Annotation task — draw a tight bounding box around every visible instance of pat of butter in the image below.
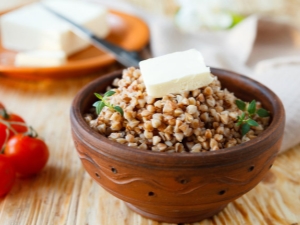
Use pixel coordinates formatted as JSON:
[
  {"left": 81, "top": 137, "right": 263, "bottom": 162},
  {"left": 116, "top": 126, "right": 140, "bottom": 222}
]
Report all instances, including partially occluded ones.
[
  {"left": 0, "top": 1, "right": 109, "bottom": 56},
  {"left": 15, "top": 50, "right": 66, "bottom": 67},
  {"left": 139, "top": 49, "right": 213, "bottom": 98}
]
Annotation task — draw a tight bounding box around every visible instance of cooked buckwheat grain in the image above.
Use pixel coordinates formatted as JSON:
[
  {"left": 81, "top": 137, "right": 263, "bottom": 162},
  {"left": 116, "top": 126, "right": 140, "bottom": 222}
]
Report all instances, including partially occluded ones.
[{"left": 85, "top": 67, "right": 270, "bottom": 153}]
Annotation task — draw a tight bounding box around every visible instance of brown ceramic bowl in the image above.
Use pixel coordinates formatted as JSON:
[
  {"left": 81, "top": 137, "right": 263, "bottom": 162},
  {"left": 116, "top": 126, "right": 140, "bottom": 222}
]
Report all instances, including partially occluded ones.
[{"left": 70, "top": 68, "right": 285, "bottom": 223}]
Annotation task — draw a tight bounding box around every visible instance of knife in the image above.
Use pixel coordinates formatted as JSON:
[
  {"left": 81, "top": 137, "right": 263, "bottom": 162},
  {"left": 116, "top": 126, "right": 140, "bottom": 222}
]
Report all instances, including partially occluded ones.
[{"left": 41, "top": 3, "right": 141, "bottom": 67}]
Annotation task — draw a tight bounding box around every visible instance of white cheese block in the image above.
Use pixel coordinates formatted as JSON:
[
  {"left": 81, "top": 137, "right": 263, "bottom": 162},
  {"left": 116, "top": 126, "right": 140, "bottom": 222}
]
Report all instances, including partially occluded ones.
[
  {"left": 0, "top": 0, "right": 109, "bottom": 56},
  {"left": 139, "top": 49, "right": 214, "bottom": 98},
  {"left": 15, "top": 50, "right": 67, "bottom": 67}
]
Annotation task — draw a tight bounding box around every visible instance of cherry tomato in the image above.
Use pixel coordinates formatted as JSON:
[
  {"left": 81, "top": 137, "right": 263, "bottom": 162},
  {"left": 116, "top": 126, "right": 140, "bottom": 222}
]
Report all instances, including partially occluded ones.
[
  {"left": 4, "top": 134, "right": 49, "bottom": 177},
  {"left": 0, "top": 111, "right": 27, "bottom": 138},
  {"left": 0, "top": 155, "right": 16, "bottom": 197},
  {"left": 0, "top": 123, "right": 9, "bottom": 150}
]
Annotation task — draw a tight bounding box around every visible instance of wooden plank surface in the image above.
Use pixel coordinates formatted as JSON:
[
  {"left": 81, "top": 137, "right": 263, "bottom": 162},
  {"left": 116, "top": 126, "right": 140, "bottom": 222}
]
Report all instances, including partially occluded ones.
[{"left": 0, "top": 66, "right": 300, "bottom": 225}]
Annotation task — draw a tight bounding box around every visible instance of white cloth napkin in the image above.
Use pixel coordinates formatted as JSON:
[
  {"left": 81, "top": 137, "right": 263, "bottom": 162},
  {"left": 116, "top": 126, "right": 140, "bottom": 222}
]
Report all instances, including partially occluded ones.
[{"left": 90, "top": 0, "right": 300, "bottom": 153}]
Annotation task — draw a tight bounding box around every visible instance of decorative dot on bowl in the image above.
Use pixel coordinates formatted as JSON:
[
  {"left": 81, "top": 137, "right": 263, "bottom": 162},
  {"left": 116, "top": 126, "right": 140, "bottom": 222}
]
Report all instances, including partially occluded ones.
[
  {"left": 248, "top": 165, "right": 255, "bottom": 172},
  {"left": 219, "top": 190, "right": 226, "bottom": 195},
  {"left": 111, "top": 167, "right": 118, "bottom": 174},
  {"left": 148, "top": 191, "right": 155, "bottom": 197}
]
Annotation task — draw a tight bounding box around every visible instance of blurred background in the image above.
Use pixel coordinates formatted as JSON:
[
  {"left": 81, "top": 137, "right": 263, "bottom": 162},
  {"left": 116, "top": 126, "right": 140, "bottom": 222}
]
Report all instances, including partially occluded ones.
[
  {"left": 125, "top": 0, "right": 300, "bottom": 29},
  {"left": 1, "top": 0, "right": 300, "bottom": 27}
]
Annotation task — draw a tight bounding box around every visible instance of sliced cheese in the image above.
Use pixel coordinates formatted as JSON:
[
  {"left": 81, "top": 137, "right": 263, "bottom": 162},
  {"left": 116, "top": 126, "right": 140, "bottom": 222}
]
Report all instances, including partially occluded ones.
[
  {"left": 15, "top": 50, "right": 67, "bottom": 67},
  {"left": 139, "top": 49, "right": 214, "bottom": 98},
  {"left": 0, "top": 0, "right": 109, "bottom": 56}
]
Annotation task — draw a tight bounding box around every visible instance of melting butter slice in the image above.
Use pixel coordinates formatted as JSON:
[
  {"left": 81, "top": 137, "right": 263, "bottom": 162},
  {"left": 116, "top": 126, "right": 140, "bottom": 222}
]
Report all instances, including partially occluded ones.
[
  {"left": 139, "top": 49, "right": 213, "bottom": 98},
  {"left": 0, "top": 1, "right": 109, "bottom": 56},
  {"left": 15, "top": 50, "right": 66, "bottom": 67}
]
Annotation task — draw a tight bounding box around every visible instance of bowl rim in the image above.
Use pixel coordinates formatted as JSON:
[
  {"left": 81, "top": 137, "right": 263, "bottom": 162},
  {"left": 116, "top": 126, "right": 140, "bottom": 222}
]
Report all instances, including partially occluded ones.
[{"left": 70, "top": 68, "right": 285, "bottom": 167}]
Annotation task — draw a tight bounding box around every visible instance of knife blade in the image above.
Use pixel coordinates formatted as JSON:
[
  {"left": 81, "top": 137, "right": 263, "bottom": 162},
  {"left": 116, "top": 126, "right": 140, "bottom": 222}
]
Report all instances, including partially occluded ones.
[{"left": 41, "top": 3, "right": 141, "bottom": 67}]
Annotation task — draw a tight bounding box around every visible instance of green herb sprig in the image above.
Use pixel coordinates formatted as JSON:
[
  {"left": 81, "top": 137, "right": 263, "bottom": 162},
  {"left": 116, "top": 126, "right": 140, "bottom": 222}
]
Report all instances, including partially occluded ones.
[
  {"left": 93, "top": 91, "right": 123, "bottom": 116},
  {"left": 235, "top": 99, "right": 270, "bottom": 136}
]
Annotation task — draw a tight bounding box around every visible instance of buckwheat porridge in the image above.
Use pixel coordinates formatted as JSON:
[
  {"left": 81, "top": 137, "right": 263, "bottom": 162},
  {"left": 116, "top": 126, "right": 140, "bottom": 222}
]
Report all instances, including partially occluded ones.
[{"left": 85, "top": 67, "right": 270, "bottom": 153}]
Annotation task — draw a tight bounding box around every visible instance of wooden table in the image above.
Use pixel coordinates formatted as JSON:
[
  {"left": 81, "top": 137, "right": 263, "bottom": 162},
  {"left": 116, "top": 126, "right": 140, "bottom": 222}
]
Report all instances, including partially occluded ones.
[
  {"left": 1, "top": 65, "right": 300, "bottom": 225},
  {"left": 1, "top": 0, "right": 300, "bottom": 223}
]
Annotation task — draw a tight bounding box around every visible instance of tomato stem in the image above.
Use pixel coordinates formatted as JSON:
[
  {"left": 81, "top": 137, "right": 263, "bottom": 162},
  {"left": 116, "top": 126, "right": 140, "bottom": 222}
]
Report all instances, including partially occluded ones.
[
  {"left": 0, "top": 109, "right": 10, "bottom": 120},
  {"left": 0, "top": 119, "right": 17, "bottom": 134},
  {"left": 0, "top": 129, "right": 9, "bottom": 154},
  {"left": 27, "top": 126, "right": 38, "bottom": 138},
  {"left": 6, "top": 121, "right": 28, "bottom": 128}
]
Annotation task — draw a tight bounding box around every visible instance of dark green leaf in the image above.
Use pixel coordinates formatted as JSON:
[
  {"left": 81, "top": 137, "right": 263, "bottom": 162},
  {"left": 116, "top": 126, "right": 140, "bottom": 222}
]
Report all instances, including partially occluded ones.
[
  {"left": 240, "top": 112, "right": 245, "bottom": 121},
  {"left": 235, "top": 99, "right": 246, "bottom": 111},
  {"left": 236, "top": 121, "right": 242, "bottom": 126},
  {"left": 257, "top": 108, "right": 270, "bottom": 117},
  {"left": 247, "top": 100, "right": 256, "bottom": 115},
  {"left": 113, "top": 106, "right": 123, "bottom": 116},
  {"left": 93, "top": 101, "right": 100, "bottom": 107},
  {"left": 94, "top": 93, "right": 103, "bottom": 100},
  {"left": 93, "top": 101, "right": 100, "bottom": 112},
  {"left": 95, "top": 101, "right": 105, "bottom": 115},
  {"left": 247, "top": 119, "right": 259, "bottom": 126},
  {"left": 104, "top": 90, "right": 116, "bottom": 97},
  {"left": 241, "top": 123, "right": 250, "bottom": 136}
]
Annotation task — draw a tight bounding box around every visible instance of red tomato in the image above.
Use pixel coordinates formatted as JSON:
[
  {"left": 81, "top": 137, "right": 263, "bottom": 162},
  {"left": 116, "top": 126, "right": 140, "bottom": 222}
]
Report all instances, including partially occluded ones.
[
  {"left": 0, "top": 123, "right": 9, "bottom": 150},
  {"left": 0, "top": 155, "right": 16, "bottom": 197},
  {"left": 4, "top": 134, "right": 49, "bottom": 177},
  {"left": 0, "top": 112, "right": 28, "bottom": 138}
]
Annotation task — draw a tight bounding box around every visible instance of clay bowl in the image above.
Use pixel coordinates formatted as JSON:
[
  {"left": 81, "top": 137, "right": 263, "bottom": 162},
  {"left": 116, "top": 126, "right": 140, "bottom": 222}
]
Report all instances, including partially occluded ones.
[{"left": 70, "top": 68, "right": 285, "bottom": 223}]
